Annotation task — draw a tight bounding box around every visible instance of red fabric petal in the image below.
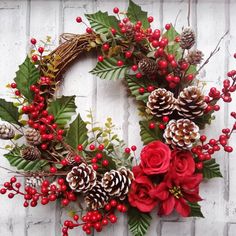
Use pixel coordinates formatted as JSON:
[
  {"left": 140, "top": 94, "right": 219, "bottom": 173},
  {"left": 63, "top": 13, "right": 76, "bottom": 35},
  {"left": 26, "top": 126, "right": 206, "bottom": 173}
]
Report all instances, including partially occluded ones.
[
  {"left": 175, "top": 197, "right": 191, "bottom": 217},
  {"left": 159, "top": 196, "right": 175, "bottom": 216},
  {"left": 149, "top": 183, "right": 169, "bottom": 200}
]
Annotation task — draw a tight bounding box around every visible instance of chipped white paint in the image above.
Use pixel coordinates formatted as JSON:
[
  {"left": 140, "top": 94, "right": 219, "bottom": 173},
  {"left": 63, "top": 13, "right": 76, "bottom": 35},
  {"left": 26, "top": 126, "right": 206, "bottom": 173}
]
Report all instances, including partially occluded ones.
[{"left": 0, "top": 0, "right": 236, "bottom": 235}]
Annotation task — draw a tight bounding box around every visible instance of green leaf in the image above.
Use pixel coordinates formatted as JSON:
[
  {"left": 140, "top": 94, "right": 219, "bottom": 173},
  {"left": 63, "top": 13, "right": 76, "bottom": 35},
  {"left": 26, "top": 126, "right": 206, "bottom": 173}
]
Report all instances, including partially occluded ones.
[
  {"left": 0, "top": 98, "right": 21, "bottom": 125},
  {"left": 202, "top": 158, "right": 223, "bottom": 179},
  {"left": 139, "top": 120, "right": 163, "bottom": 145},
  {"left": 127, "top": 0, "right": 150, "bottom": 29},
  {"left": 188, "top": 202, "right": 204, "bottom": 218},
  {"left": 4, "top": 146, "right": 49, "bottom": 171},
  {"left": 194, "top": 112, "right": 215, "bottom": 130},
  {"left": 163, "top": 25, "right": 182, "bottom": 59},
  {"left": 47, "top": 96, "right": 76, "bottom": 128},
  {"left": 66, "top": 114, "right": 88, "bottom": 150},
  {"left": 90, "top": 58, "right": 128, "bottom": 80},
  {"left": 85, "top": 11, "right": 120, "bottom": 35},
  {"left": 126, "top": 76, "right": 149, "bottom": 103},
  {"left": 185, "top": 64, "right": 197, "bottom": 76},
  {"left": 14, "top": 57, "right": 40, "bottom": 102},
  {"left": 128, "top": 207, "right": 152, "bottom": 236}
]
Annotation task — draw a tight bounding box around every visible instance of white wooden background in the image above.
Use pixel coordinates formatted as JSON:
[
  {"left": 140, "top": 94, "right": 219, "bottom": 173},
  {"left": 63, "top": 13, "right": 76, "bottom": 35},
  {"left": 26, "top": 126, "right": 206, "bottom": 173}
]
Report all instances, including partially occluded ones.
[{"left": 0, "top": 0, "right": 236, "bottom": 235}]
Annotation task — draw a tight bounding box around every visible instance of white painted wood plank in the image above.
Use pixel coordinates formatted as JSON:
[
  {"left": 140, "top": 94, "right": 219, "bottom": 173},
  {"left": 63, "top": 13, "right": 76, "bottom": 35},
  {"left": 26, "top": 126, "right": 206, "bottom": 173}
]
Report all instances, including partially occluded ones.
[
  {"left": 0, "top": 1, "right": 28, "bottom": 235},
  {"left": 228, "top": 223, "right": 236, "bottom": 236},
  {"left": 161, "top": 221, "right": 193, "bottom": 236}
]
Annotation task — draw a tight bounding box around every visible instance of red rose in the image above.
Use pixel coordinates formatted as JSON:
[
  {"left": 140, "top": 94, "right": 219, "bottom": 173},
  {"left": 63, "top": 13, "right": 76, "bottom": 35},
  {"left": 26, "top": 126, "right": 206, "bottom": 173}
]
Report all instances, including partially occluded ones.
[
  {"left": 128, "top": 175, "right": 157, "bottom": 212},
  {"left": 140, "top": 141, "right": 171, "bottom": 175},
  {"left": 170, "top": 150, "right": 195, "bottom": 177}
]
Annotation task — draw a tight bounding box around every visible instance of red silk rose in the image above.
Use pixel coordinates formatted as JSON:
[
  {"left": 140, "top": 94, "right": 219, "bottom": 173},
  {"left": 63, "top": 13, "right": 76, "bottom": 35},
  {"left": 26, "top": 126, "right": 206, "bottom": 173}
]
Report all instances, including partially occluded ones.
[
  {"left": 150, "top": 173, "right": 203, "bottom": 217},
  {"left": 169, "top": 150, "right": 195, "bottom": 177},
  {"left": 128, "top": 175, "right": 158, "bottom": 212},
  {"left": 140, "top": 141, "right": 171, "bottom": 175}
]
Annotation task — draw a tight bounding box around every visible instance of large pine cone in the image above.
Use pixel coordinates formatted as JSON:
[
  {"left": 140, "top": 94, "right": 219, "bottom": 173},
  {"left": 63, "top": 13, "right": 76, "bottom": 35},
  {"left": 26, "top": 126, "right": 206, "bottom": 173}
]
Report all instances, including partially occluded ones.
[
  {"left": 138, "top": 58, "right": 157, "bottom": 76},
  {"left": 84, "top": 181, "right": 109, "bottom": 210},
  {"left": 147, "top": 88, "right": 176, "bottom": 117},
  {"left": 21, "top": 146, "right": 41, "bottom": 161},
  {"left": 0, "top": 124, "right": 15, "bottom": 140},
  {"left": 180, "top": 28, "right": 195, "bottom": 50},
  {"left": 187, "top": 50, "right": 204, "bottom": 65},
  {"left": 164, "top": 119, "right": 200, "bottom": 149},
  {"left": 177, "top": 86, "right": 207, "bottom": 119},
  {"left": 102, "top": 167, "right": 134, "bottom": 201},
  {"left": 66, "top": 163, "right": 96, "bottom": 193},
  {"left": 25, "top": 128, "right": 41, "bottom": 146},
  {"left": 124, "top": 22, "right": 135, "bottom": 40}
]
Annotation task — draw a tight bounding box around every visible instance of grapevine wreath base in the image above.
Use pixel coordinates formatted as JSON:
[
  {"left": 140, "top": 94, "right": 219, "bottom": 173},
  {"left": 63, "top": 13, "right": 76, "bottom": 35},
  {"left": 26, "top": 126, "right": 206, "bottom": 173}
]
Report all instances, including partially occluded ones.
[{"left": 1, "top": 1, "right": 236, "bottom": 236}]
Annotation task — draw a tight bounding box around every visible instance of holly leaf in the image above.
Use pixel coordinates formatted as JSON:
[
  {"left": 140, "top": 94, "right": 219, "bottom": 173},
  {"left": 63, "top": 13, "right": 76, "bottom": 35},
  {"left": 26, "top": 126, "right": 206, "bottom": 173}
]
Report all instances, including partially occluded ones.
[
  {"left": 188, "top": 202, "right": 204, "bottom": 217},
  {"left": 4, "top": 146, "right": 49, "bottom": 171},
  {"left": 139, "top": 120, "right": 163, "bottom": 145},
  {"left": 127, "top": 0, "right": 150, "bottom": 29},
  {"left": 128, "top": 207, "right": 152, "bottom": 236},
  {"left": 163, "top": 25, "right": 182, "bottom": 59},
  {"left": 47, "top": 96, "right": 76, "bottom": 128},
  {"left": 85, "top": 11, "right": 120, "bottom": 35},
  {"left": 14, "top": 56, "right": 40, "bottom": 102},
  {"left": 66, "top": 114, "right": 88, "bottom": 150},
  {"left": 90, "top": 58, "right": 128, "bottom": 80},
  {"left": 0, "top": 98, "right": 21, "bottom": 125},
  {"left": 202, "top": 158, "right": 223, "bottom": 179},
  {"left": 126, "top": 76, "right": 149, "bottom": 103}
]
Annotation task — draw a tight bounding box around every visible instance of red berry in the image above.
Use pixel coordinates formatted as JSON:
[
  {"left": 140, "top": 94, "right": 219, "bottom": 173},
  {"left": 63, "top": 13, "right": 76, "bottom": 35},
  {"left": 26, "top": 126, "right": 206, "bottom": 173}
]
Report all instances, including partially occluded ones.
[
  {"left": 77, "top": 144, "right": 83, "bottom": 151},
  {"left": 32, "top": 55, "right": 38, "bottom": 62},
  {"left": 149, "top": 122, "right": 155, "bottom": 129},
  {"left": 61, "top": 199, "right": 69, "bottom": 206},
  {"left": 8, "top": 193, "right": 14, "bottom": 199},
  {"left": 148, "top": 16, "right": 154, "bottom": 23},
  {"left": 50, "top": 166, "right": 57, "bottom": 173},
  {"left": 139, "top": 87, "right": 145, "bottom": 94},
  {"left": 131, "top": 145, "right": 137, "bottom": 151},
  {"left": 102, "top": 43, "right": 110, "bottom": 51},
  {"left": 74, "top": 215, "right": 79, "bottom": 221},
  {"left": 147, "top": 86, "right": 154, "bottom": 92},
  {"left": 11, "top": 83, "right": 17, "bottom": 89},
  {"left": 234, "top": 53, "right": 236, "bottom": 59},
  {"left": 30, "top": 38, "right": 37, "bottom": 45},
  {"left": 131, "top": 65, "right": 138, "bottom": 71},
  {"left": 111, "top": 28, "right": 117, "bottom": 35},
  {"left": 10, "top": 177, "right": 17, "bottom": 183},
  {"left": 57, "top": 129, "right": 64, "bottom": 135},
  {"left": 96, "top": 153, "right": 103, "bottom": 159},
  {"left": 200, "top": 135, "right": 207, "bottom": 142},
  {"left": 92, "top": 164, "right": 98, "bottom": 171},
  {"left": 102, "top": 218, "right": 109, "bottom": 226},
  {"left": 61, "top": 159, "right": 68, "bottom": 166},
  {"left": 113, "top": 7, "right": 119, "bottom": 14},
  {"left": 196, "top": 162, "right": 203, "bottom": 170},
  {"left": 187, "top": 74, "right": 194, "bottom": 81},
  {"left": 98, "top": 144, "right": 104, "bottom": 150},
  {"left": 91, "top": 157, "right": 97, "bottom": 163},
  {"left": 89, "top": 144, "right": 96, "bottom": 150},
  {"left": 165, "top": 23, "right": 171, "bottom": 30},
  {"left": 125, "top": 148, "right": 131, "bottom": 153},
  {"left": 15, "top": 90, "right": 21, "bottom": 96},
  {"left": 159, "top": 123, "right": 165, "bottom": 130},
  {"left": 102, "top": 159, "right": 109, "bottom": 167},
  {"left": 76, "top": 17, "right": 82, "bottom": 23},
  {"left": 136, "top": 72, "right": 142, "bottom": 79},
  {"left": 110, "top": 199, "right": 117, "bottom": 207},
  {"left": 105, "top": 204, "right": 111, "bottom": 211},
  {"left": 125, "top": 51, "right": 132, "bottom": 58},
  {"left": 98, "top": 55, "right": 104, "bottom": 62},
  {"left": 225, "top": 146, "right": 233, "bottom": 152},
  {"left": 152, "top": 40, "right": 159, "bottom": 48},
  {"left": 38, "top": 47, "right": 44, "bottom": 54},
  {"left": 41, "top": 143, "right": 48, "bottom": 150},
  {"left": 74, "top": 155, "right": 81, "bottom": 162},
  {"left": 117, "top": 60, "right": 124, "bottom": 67},
  {"left": 162, "top": 116, "right": 169, "bottom": 123},
  {"left": 86, "top": 27, "right": 92, "bottom": 34}
]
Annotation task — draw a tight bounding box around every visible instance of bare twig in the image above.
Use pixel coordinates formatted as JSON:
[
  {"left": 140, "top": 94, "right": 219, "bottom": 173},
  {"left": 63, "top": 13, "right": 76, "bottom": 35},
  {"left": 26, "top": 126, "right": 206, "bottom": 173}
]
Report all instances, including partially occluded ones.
[
  {"left": 174, "top": 10, "right": 182, "bottom": 28},
  {"left": 196, "top": 31, "right": 229, "bottom": 75},
  {"left": 187, "top": 0, "right": 191, "bottom": 27}
]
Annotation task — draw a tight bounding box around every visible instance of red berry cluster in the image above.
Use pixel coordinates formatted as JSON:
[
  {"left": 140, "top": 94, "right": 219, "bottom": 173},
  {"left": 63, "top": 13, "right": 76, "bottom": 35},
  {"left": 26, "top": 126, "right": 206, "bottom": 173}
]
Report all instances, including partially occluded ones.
[
  {"left": 192, "top": 120, "right": 235, "bottom": 169},
  {"left": 0, "top": 177, "right": 77, "bottom": 208},
  {"left": 124, "top": 145, "right": 137, "bottom": 154},
  {"left": 30, "top": 38, "right": 45, "bottom": 62},
  {"left": 62, "top": 199, "right": 126, "bottom": 236}
]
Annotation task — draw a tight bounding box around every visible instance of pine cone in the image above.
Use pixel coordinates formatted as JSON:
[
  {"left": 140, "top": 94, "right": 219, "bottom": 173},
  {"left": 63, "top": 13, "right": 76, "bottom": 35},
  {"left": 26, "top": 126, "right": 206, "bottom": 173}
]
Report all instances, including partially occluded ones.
[
  {"left": 180, "top": 28, "right": 195, "bottom": 50},
  {"left": 84, "top": 181, "right": 109, "bottom": 210},
  {"left": 138, "top": 58, "right": 157, "bottom": 76},
  {"left": 66, "top": 163, "right": 96, "bottom": 193},
  {"left": 147, "top": 88, "right": 176, "bottom": 117},
  {"left": 65, "top": 152, "right": 76, "bottom": 165},
  {"left": 187, "top": 50, "right": 204, "bottom": 65},
  {"left": 102, "top": 167, "right": 134, "bottom": 201},
  {"left": 0, "top": 124, "right": 15, "bottom": 140},
  {"left": 21, "top": 146, "right": 41, "bottom": 161},
  {"left": 124, "top": 22, "right": 135, "bottom": 40},
  {"left": 177, "top": 86, "right": 207, "bottom": 119},
  {"left": 25, "top": 128, "right": 41, "bottom": 146},
  {"left": 26, "top": 176, "right": 44, "bottom": 188},
  {"left": 164, "top": 119, "right": 200, "bottom": 149}
]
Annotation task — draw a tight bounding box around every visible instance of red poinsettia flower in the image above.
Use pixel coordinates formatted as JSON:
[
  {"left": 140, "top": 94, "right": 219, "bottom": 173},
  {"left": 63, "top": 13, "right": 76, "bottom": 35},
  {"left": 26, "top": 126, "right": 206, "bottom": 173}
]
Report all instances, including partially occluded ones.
[{"left": 150, "top": 173, "right": 203, "bottom": 217}]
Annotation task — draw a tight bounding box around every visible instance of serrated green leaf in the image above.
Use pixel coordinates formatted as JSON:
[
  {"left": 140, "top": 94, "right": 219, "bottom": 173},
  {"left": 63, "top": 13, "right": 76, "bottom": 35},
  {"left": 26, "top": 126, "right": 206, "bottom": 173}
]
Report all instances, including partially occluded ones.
[
  {"left": 0, "top": 98, "right": 21, "bottom": 125},
  {"left": 128, "top": 207, "right": 152, "bottom": 236},
  {"left": 85, "top": 11, "right": 120, "bottom": 35},
  {"left": 189, "top": 202, "right": 204, "bottom": 218},
  {"left": 127, "top": 0, "right": 150, "bottom": 29},
  {"left": 4, "top": 146, "right": 49, "bottom": 171},
  {"left": 126, "top": 76, "right": 149, "bottom": 103},
  {"left": 66, "top": 114, "right": 88, "bottom": 150},
  {"left": 47, "top": 96, "right": 76, "bottom": 128},
  {"left": 202, "top": 158, "right": 223, "bottom": 179},
  {"left": 139, "top": 120, "right": 163, "bottom": 145},
  {"left": 14, "top": 56, "right": 40, "bottom": 101},
  {"left": 90, "top": 58, "right": 128, "bottom": 80}
]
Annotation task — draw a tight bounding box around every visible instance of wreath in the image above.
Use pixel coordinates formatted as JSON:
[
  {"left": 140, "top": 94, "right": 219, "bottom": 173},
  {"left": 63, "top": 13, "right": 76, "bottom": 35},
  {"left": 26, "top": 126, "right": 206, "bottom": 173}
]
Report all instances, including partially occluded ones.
[{"left": 0, "top": 1, "right": 236, "bottom": 236}]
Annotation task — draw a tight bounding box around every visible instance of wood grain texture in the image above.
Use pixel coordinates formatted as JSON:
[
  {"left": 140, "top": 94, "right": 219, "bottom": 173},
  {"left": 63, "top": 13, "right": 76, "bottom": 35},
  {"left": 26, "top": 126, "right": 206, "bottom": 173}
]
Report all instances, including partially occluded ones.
[{"left": 0, "top": 0, "right": 236, "bottom": 235}]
